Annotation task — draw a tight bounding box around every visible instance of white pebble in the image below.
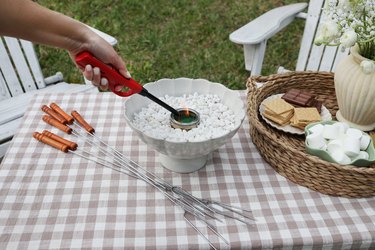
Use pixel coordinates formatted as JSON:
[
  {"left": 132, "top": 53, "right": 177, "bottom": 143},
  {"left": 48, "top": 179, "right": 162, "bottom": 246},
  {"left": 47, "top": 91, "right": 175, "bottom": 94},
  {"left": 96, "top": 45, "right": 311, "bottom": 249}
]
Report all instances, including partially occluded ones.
[{"left": 132, "top": 93, "right": 235, "bottom": 142}]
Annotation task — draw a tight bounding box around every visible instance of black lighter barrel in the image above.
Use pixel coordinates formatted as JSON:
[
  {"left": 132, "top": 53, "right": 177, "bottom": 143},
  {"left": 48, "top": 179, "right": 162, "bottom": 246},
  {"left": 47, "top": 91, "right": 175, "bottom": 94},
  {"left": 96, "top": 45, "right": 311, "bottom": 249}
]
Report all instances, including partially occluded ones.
[{"left": 139, "top": 88, "right": 180, "bottom": 116}]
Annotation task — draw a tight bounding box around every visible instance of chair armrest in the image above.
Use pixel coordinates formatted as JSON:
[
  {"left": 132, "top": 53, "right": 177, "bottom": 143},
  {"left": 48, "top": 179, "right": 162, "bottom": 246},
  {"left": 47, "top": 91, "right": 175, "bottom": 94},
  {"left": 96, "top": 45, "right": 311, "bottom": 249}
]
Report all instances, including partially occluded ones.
[
  {"left": 229, "top": 3, "right": 308, "bottom": 45},
  {"left": 85, "top": 24, "right": 118, "bottom": 46}
]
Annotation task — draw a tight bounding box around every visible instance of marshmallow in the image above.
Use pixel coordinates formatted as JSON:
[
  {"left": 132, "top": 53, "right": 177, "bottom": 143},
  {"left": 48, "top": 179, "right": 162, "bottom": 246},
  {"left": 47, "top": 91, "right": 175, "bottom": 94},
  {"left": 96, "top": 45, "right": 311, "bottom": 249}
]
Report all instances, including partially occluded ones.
[
  {"left": 327, "top": 139, "right": 343, "bottom": 154},
  {"left": 342, "top": 136, "right": 360, "bottom": 157},
  {"left": 360, "top": 134, "right": 371, "bottom": 150},
  {"left": 346, "top": 128, "right": 363, "bottom": 140},
  {"left": 306, "top": 122, "right": 373, "bottom": 165},
  {"left": 332, "top": 122, "right": 349, "bottom": 134},
  {"left": 306, "top": 132, "right": 326, "bottom": 149},
  {"left": 322, "top": 124, "right": 340, "bottom": 140},
  {"left": 308, "top": 123, "right": 324, "bottom": 134},
  {"left": 356, "top": 151, "right": 370, "bottom": 160},
  {"left": 330, "top": 149, "right": 351, "bottom": 165}
]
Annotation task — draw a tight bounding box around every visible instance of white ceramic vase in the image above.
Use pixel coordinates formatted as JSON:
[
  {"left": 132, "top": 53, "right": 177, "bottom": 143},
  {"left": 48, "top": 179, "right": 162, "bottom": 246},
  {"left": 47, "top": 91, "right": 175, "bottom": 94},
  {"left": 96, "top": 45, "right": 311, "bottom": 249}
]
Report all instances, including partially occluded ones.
[{"left": 334, "top": 45, "right": 375, "bottom": 131}]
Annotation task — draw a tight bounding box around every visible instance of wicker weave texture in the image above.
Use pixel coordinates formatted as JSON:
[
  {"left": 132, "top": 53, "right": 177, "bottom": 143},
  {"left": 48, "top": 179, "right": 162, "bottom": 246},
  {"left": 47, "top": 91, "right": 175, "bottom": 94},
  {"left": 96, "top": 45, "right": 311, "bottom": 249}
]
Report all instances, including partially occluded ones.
[{"left": 247, "top": 71, "right": 375, "bottom": 198}]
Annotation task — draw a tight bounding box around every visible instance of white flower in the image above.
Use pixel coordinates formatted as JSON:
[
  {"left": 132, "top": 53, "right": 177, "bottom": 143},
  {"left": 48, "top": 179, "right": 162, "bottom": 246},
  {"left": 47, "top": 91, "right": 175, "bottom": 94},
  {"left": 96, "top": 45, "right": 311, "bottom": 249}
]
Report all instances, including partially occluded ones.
[
  {"left": 317, "top": 0, "right": 374, "bottom": 59},
  {"left": 339, "top": 30, "right": 357, "bottom": 48},
  {"left": 317, "top": 20, "right": 341, "bottom": 43},
  {"left": 314, "top": 35, "right": 325, "bottom": 46},
  {"left": 338, "top": 0, "right": 351, "bottom": 10},
  {"left": 360, "top": 60, "right": 375, "bottom": 74}
]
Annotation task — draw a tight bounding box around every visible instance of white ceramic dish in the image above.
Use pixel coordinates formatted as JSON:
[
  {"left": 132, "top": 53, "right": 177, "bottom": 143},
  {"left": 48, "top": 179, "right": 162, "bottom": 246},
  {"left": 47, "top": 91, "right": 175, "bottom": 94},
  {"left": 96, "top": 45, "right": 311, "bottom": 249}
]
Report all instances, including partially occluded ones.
[
  {"left": 124, "top": 78, "right": 245, "bottom": 173},
  {"left": 259, "top": 94, "right": 332, "bottom": 135}
]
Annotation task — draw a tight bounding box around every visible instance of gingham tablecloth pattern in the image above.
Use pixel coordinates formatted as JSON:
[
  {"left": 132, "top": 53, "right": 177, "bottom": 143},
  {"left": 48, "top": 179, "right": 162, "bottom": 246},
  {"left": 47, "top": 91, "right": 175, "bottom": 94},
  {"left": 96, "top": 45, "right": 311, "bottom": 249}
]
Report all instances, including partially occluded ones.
[{"left": 0, "top": 92, "right": 374, "bottom": 249}]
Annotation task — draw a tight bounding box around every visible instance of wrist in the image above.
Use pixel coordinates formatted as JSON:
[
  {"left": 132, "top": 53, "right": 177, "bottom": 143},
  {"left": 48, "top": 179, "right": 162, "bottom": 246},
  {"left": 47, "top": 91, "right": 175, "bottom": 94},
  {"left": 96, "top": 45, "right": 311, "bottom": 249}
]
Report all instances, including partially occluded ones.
[{"left": 65, "top": 25, "right": 95, "bottom": 56}]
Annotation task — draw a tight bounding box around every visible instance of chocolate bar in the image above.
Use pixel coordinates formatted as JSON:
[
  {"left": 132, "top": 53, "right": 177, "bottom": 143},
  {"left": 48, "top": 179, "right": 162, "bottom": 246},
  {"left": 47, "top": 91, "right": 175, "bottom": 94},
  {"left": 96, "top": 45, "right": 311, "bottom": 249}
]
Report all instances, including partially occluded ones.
[
  {"left": 281, "top": 89, "right": 316, "bottom": 107},
  {"left": 282, "top": 89, "right": 323, "bottom": 113}
]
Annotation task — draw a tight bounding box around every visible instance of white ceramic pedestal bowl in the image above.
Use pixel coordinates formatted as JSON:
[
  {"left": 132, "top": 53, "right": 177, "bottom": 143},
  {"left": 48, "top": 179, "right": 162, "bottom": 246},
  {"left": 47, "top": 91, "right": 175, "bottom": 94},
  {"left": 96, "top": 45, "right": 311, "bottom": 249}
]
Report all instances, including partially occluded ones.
[{"left": 124, "top": 78, "right": 245, "bottom": 173}]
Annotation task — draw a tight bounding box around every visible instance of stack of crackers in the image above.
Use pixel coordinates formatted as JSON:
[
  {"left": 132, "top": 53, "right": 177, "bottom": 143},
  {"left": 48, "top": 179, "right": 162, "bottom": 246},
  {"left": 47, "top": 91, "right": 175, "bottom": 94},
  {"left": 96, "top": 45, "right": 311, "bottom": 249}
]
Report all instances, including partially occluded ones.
[
  {"left": 290, "top": 107, "right": 321, "bottom": 129},
  {"left": 263, "top": 99, "right": 294, "bottom": 126},
  {"left": 263, "top": 98, "right": 321, "bottom": 129}
]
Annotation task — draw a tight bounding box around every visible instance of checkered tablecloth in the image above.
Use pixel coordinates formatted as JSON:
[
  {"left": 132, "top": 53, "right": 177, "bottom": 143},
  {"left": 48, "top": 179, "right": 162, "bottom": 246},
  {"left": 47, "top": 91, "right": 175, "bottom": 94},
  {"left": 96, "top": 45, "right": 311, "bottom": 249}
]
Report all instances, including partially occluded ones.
[{"left": 1, "top": 92, "right": 374, "bottom": 249}]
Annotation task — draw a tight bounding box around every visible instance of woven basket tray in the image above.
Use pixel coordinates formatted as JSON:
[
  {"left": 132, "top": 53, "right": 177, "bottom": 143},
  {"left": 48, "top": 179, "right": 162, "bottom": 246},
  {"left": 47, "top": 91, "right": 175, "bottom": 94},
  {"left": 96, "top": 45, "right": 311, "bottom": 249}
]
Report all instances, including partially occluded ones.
[{"left": 247, "top": 71, "right": 375, "bottom": 198}]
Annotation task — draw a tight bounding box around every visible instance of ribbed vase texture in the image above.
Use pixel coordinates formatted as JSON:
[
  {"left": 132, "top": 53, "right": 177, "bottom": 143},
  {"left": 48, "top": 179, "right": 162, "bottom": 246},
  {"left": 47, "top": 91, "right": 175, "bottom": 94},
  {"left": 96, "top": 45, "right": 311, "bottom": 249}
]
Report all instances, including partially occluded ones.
[{"left": 334, "top": 46, "right": 375, "bottom": 129}]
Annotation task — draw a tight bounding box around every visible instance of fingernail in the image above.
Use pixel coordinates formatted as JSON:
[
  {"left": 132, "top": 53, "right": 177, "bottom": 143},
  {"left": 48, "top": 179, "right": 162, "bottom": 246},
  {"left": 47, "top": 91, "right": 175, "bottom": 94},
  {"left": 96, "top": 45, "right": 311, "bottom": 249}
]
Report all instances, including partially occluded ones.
[
  {"left": 85, "top": 65, "right": 92, "bottom": 71},
  {"left": 101, "top": 78, "right": 108, "bottom": 86},
  {"left": 126, "top": 71, "right": 131, "bottom": 78},
  {"left": 93, "top": 67, "right": 100, "bottom": 75}
]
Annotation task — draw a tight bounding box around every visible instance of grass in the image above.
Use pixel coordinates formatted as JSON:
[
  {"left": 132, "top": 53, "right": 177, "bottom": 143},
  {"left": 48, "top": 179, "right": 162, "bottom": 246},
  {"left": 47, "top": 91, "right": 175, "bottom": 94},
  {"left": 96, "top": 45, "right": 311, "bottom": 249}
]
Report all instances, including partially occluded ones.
[{"left": 37, "top": 0, "right": 306, "bottom": 90}]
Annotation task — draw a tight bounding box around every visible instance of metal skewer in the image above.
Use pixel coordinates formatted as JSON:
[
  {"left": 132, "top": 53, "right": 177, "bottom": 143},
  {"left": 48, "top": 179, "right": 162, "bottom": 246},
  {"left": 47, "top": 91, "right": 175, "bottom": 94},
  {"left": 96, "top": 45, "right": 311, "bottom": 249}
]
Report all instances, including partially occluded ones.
[
  {"left": 69, "top": 132, "right": 226, "bottom": 224},
  {"left": 69, "top": 146, "right": 228, "bottom": 249},
  {"left": 184, "top": 212, "right": 219, "bottom": 250},
  {"left": 38, "top": 104, "right": 255, "bottom": 249},
  {"left": 36, "top": 128, "right": 229, "bottom": 247}
]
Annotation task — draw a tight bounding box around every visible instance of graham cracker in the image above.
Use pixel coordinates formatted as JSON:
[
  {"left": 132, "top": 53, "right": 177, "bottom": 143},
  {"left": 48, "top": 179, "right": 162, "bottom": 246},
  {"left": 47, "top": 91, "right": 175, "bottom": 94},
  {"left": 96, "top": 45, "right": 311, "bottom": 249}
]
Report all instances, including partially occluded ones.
[
  {"left": 289, "top": 114, "right": 296, "bottom": 125},
  {"left": 263, "top": 111, "right": 291, "bottom": 126},
  {"left": 263, "top": 99, "right": 294, "bottom": 115},
  {"left": 290, "top": 123, "right": 306, "bottom": 130},
  {"left": 264, "top": 109, "right": 294, "bottom": 121},
  {"left": 294, "top": 107, "right": 321, "bottom": 123}
]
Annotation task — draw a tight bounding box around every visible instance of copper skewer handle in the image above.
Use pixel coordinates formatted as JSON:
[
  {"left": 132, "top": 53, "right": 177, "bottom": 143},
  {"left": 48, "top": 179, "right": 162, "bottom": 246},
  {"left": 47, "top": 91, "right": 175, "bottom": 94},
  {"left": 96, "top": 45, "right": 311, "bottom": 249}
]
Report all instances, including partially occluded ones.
[
  {"left": 41, "top": 105, "right": 67, "bottom": 124},
  {"left": 42, "top": 130, "right": 77, "bottom": 150},
  {"left": 50, "top": 103, "right": 74, "bottom": 124},
  {"left": 33, "top": 132, "right": 69, "bottom": 153},
  {"left": 71, "top": 110, "right": 95, "bottom": 133},
  {"left": 42, "top": 115, "right": 72, "bottom": 134}
]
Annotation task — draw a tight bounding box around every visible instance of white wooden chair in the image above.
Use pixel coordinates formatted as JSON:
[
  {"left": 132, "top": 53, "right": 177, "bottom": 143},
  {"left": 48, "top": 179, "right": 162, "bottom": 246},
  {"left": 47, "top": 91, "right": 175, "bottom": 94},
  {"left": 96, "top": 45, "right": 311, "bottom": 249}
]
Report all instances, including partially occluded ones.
[
  {"left": 0, "top": 26, "right": 117, "bottom": 158},
  {"left": 229, "top": 0, "right": 349, "bottom": 76}
]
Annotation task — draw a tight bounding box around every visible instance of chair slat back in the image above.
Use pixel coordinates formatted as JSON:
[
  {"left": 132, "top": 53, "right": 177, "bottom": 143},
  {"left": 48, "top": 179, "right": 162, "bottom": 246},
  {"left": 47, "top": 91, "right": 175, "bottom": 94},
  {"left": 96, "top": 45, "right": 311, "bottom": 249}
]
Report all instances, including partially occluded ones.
[
  {"left": 0, "top": 71, "right": 11, "bottom": 101},
  {"left": 296, "top": 0, "right": 349, "bottom": 72},
  {"left": 0, "top": 37, "right": 45, "bottom": 100},
  {"left": 20, "top": 39, "right": 46, "bottom": 89},
  {"left": 4, "top": 37, "right": 37, "bottom": 92},
  {"left": 0, "top": 38, "right": 24, "bottom": 98}
]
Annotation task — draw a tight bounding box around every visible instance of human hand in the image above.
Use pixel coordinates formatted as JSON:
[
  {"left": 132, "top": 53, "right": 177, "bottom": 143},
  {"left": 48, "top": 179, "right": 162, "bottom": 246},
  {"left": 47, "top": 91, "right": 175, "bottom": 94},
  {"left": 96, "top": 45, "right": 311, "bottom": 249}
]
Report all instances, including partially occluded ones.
[{"left": 69, "top": 32, "right": 131, "bottom": 91}]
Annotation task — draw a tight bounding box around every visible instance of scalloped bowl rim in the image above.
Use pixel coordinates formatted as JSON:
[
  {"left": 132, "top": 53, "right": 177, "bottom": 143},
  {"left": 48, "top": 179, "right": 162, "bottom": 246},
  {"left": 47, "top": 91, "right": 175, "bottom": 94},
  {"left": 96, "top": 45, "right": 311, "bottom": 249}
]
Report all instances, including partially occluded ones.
[{"left": 123, "top": 78, "right": 245, "bottom": 147}]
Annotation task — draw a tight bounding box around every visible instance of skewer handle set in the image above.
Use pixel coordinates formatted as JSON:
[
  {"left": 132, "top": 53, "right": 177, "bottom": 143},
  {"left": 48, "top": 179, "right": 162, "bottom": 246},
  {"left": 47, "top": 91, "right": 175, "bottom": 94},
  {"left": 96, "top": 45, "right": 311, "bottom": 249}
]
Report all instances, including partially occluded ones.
[{"left": 33, "top": 102, "right": 254, "bottom": 249}]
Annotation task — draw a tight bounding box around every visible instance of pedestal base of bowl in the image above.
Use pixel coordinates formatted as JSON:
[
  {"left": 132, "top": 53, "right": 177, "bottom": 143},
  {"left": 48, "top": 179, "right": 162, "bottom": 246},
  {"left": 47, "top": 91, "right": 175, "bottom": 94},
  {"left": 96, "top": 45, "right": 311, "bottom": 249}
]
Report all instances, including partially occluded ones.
[
  {"left": 336, "top": 110, "right": 375, "bottom": 131},
  {"left": 159, "top": 154, "right": 208, "bottom": 173}
]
